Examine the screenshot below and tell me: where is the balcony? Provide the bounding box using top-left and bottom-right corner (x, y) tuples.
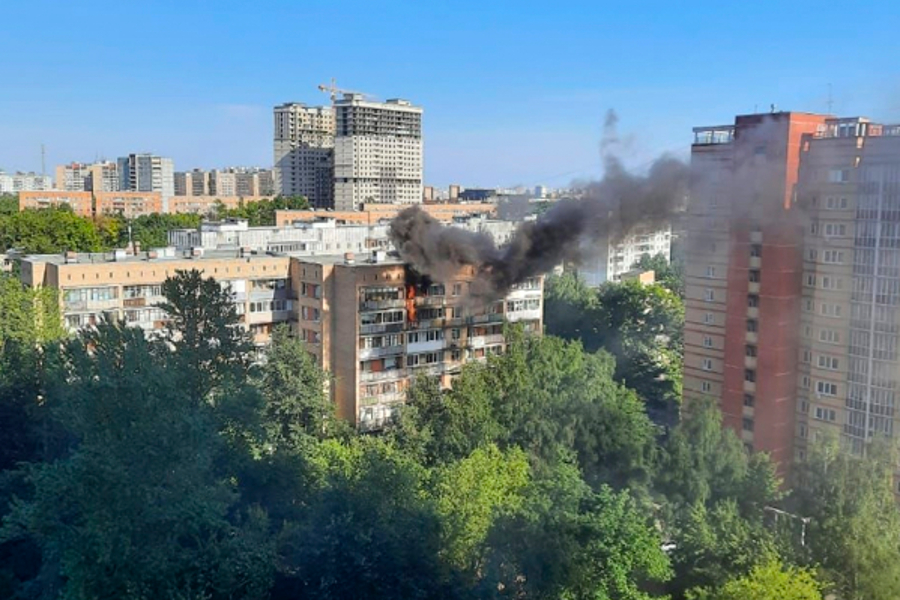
(407, 339), (444, 353)
(408, 363), (447, 377)
(506, 308), (542, 322)
(360, 368), (408, 383)
(747, 306), (759, 319)
(748, 281), (760, 294)
(745, 356), (757, 369)
(750, 231), (763, 243)
(744, 379), (756, 393)
(741, 429), (754, 443)
(467, 313), (505, 325)
(746, 331), (758, 344)
(358, 345), (404, 360)
(360, 299), (406, 311)
(468, 333), (505, 349)
(408, 317), (445, 330)
(246, 309), (292, 325)
(749, 256), (761, 269)
(416, 296), (446, 307)
(360, 322), (405, 335)
(359, 391), (405, 406)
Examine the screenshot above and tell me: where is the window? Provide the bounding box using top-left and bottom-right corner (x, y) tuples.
(821, 276), (843, 290)
(823, 250), (844, 264)
(745, 369), (756, 382)
(748, 294), (759, 307)
(802, 349), (811, 363)
(452, 283), (463, 296)
(702, 358), (713, 371)
(750, 244), (762, 258)
(701, 381), (712, 393)
(814, 406), (837, 422)
(799, 423), (808, 438)
(818, 355), (839, 370)
(705, 288), (715, 301)
(706, 266), (716, 278)
(744, 394), (755, 407)
(301, 306), (320, 321)
(807, 248), (818, 261)
(704, 312), (714, 325)
(747, 319), (758, 333)
(816, 381), (838, 396)
(800, 400), (809, 413)
(828, 168), (850, 183)
(801, 376), (810, 389)
(824, 223), (847, 237)
(746, 344), (757, 357)
(806, 274), (816, 287)
(820, 303), (842, 317)
(742, 418), (754, 432)
(825, 196), (850, 210)
(749, 270), (760, 283)
(819, 329), (840, 344)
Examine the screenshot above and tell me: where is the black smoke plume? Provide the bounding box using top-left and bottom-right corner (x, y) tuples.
(389, 111), (690, 301)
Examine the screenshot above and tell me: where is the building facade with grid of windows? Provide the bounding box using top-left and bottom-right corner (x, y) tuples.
(17, 248), (543, 432)
(795, 117), (900, 464)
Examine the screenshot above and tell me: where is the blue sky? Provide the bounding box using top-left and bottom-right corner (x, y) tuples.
(2, 0), (899, 188)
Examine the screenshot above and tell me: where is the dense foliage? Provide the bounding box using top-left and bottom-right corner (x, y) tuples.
(0, 195), (307, 254)
(214, 195), (310, 226)
(0, 268), (897, 599)
(544, 271), (683, 424)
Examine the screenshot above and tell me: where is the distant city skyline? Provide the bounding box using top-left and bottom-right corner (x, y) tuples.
(2, 1), (899, 188)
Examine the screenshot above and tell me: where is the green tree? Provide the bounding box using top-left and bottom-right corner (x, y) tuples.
(793, 436), (900, 600)
(215, 195), (309, 227)
(258, 324), (334, 449)
(0, 193), (17, 216)
(0, 321), (274, 599)
(431, 444), (529, 573)
(670, 500), (778, 595)
(482, 457), (672, 599)
(160, 269), (255, 403)
(116, 212), (203, 248)
(277, 437), (454, 599)
(634, 252), (684, 297)
(543, 275), (684, 421)
(687, 560), (823, 600)
(0, 207), (103, 253)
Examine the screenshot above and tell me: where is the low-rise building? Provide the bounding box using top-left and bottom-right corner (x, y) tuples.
(168, 195), (275, 215)
(95, 191), (163, 218)
(577, 226), (672, 286)
(18, 191), (93, 217)
(275, 202), (496, 227)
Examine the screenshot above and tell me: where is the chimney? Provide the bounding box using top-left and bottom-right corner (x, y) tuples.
(344, 252), (355, 264)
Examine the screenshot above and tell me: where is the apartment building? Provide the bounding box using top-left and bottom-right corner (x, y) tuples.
(684, 111), (829, 477)
(0, 171), (53, 193)
(94, 191), (163, 218)
(169, 195), (274, 215)
(275, 202), (495, 227)
(273, 103), (335, 207)
(333, 94), (423, 210)
(578, 226), (672, 286)
(168, 213), (515, 257)
(19, 249), (293, 346)
(235, 168), (275, 197)
(795, 118), (900, 462)
(118, 154), (175, 203)
(55, 163), (92, 191)
(18, 191), (93, 217)
(209, 170), (238, 196)
(174, 169), (211, 196)
(293, 252), (542, 429)
(18, 248), (543, 431)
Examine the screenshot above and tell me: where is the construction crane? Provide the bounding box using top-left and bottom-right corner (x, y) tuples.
(317, 78), (368, 103)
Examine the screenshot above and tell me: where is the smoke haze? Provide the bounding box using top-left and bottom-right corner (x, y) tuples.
(390, 111), (690, 301)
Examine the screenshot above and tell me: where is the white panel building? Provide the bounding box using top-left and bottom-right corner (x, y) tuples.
(333, 94), (423, 211)
(577, 226), (672, 286)
(273, 103), (335, 207)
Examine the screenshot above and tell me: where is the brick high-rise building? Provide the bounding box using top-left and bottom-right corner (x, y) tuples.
(684, 111), (829, 477)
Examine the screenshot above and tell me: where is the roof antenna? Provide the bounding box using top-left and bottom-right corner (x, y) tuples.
(826, 83), (834, 113)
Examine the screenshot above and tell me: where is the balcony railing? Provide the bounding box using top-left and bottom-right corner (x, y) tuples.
(360, 368), (408, 382)
(360, 299), (406, 311)
(358, 345), (405, 360)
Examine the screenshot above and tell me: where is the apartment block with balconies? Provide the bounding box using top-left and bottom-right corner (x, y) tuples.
(293, 252), (542, 431)
(795, 118), (900, 465)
